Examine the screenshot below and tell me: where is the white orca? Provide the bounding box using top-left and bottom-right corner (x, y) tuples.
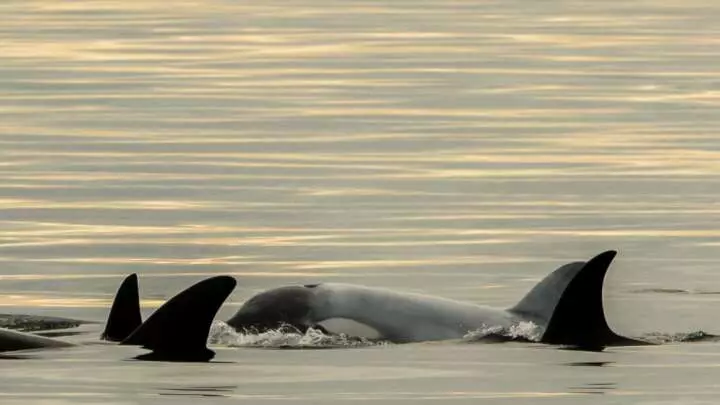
(0, 274), (236, 361)
(227, 250), (648, 349)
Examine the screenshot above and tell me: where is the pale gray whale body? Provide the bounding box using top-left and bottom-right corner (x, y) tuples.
(228, 251), (647, 349)
(0, 274), (236, 361)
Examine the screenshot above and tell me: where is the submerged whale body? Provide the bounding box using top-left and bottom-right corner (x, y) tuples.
(0, 274), (236, 361)
(228, 250), (646, 349)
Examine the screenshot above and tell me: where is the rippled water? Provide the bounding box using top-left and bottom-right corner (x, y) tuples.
(1, 0), (720, 403)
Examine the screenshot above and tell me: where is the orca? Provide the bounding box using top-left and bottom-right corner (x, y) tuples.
(101, 273), (142, 342)
(227, 250), (648, 350)
(0, 274), (236, 361)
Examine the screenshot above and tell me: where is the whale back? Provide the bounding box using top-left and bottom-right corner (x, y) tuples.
(101, 273), (142, 342)
(312, 283), (516, 342)
(510, 250), (643, 349)
(0, 327), (75, 353)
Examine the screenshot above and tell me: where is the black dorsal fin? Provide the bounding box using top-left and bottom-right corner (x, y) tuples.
(101, 274), (142, 342)
(510, 250), (644, 349)
(121, 276), (236, 362)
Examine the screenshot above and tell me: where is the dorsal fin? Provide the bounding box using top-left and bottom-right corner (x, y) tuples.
(121, 275), (236, 362)
(510, 250), (643, 349)
(101, 274), (142, 342)
(510, 261), (586, 324)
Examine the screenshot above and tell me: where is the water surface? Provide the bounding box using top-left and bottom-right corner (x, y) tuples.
(1, 0), (720, 403)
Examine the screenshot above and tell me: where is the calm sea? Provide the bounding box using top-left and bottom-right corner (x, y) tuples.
(1, 0), (720, 403)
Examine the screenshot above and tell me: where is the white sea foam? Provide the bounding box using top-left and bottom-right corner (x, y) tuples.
(208, 321), (386, 349)
(463, 321), (542, 343)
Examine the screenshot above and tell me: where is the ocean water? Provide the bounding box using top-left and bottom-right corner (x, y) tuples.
(1, 0), (720, 403)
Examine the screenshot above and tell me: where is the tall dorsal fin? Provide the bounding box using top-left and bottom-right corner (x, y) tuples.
(509, 261), (586, 324)
(510, 250), (644, 349)
(101, 274), (142, 342)
(121, 275), (236, 362)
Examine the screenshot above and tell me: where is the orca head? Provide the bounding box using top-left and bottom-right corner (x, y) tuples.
(227, 285), (317, 334)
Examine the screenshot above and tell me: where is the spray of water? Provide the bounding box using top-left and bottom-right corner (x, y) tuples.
(208, 320), (720, 348)
(639, 331), (720, 344)
(208, 321), (387, 349)
(463, 321), (543, 343)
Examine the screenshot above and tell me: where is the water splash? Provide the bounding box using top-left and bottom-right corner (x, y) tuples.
(639, 331), (720, 344)
(208, 321), (387, 349)
(632, 288), (720, 295)
(463, 321), (542, 343)
(463, 323), (720, 345)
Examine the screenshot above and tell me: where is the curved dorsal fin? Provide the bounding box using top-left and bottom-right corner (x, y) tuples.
(509, 261), (586, 325)
(101, 274), (142, 342)
(510, 250), (643, 349)
(122, 275), (236, 362)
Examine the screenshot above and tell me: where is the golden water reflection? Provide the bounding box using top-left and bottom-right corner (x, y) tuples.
(0, 0), (719, 321)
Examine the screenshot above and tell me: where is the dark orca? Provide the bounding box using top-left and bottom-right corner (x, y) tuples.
(101, 273), (142, 342)
(227, 250), (649, 350)
(0, 327), (75, 353)
(0, 275), (236, 361)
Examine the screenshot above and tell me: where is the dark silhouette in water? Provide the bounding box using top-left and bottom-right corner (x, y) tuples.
(101, 273), (141, 342)
(0, 274), (236, 362)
